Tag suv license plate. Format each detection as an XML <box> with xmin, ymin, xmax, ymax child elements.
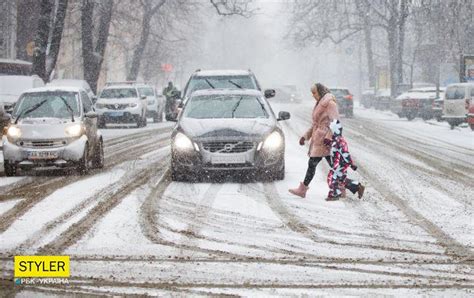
<box><xmin>211</xmin><ymin>155</ymin><xmax>246</xmax><ymax>164</ymax></box>
<box><xmin>28</xmin><ymin>151</ymin><xmax>58</xmax><ymax>160</ymax></box>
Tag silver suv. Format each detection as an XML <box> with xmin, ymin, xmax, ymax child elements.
<box><xmin>181</xmin><ymin>69</ymin><xmax>276</xmax><ymax>104</ymax></box>
<box><xmin>95</xmin><ymin>82</ymin><xmax>148</xmax><ymax>128</ymax></box>
<box><xmin>2</xmin><ymin>86</ymin><xmax>104</xmax><ymax>176</ymax></box>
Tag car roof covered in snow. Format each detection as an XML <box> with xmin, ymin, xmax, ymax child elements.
<box><xmin>409</xmin><ymin>87</ymin><xmax>445</xmax><ymax>92</ymax></box>
<box><xmin>190</xmin><ymin>88</ymin><xmax>262</xmax><ymax>97</ymax></box>
<box><xmin>329</xmin><ymin>86</ymin><xmax>350</xmax><ymax>90</ymax></box>
<box><xmin>22</xmin><ymin>86</ymin><xmax>84</xmax><ymax>94</ymax></box>
<box><xmin>194</xmin><ymin>70</ymin><xmax>252</xmax><ymax>77</ymax></box>
<box><xmin>101</xmin><ymin>84</ymin><xmax>138</xmax><ymax>90</ymax></box>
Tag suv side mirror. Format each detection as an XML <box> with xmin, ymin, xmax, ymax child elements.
<box><xmin>264</xmin><ymin>89</ymin><xmax>276</xmax><ymax>98</ymax></box>
<box><xmin>85</xmin><ymin>111</ymin><xmax>98</xmax><ymax>118</ymax></box>
<box><xmin>277</xmin><ymin>111</ymin><xmax>290</xmax><ymax>121</ymax></box>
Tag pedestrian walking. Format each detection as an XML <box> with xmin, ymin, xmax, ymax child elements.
<box><xmin>325</xmin><ymin>119</ymin><xmax>365</xmax><ymax>201</ymax></box>
<box><xmin>288</xmin><ymin>83</ymin><xmax>338</xmax><ymax>198</ymax></box>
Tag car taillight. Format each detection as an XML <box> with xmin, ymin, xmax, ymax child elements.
<box><xmin>344</xmin><ymin>94</ymin><xmax>353</xmax><ymax>100</ymax></box>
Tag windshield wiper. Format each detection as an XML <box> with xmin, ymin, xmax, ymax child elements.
<box><xmin>14</xmin><ymin>99</ymin><xmax>47</xmax><ymax>124</ymax></box>
<box><xmin>231</xmin><ymin>96</ymin><xmax>244</xmax><ymax>118</ymax></box>
<box><xmin>59</xmin><ymin>96</ymin><xmax>75</xmax><ymax>122</ymax></box>
<box><xmin>204</xmin><ymin>78</ymin><xmax>215</xmax><ymax>89</ymax></box>
<box><xmin>228</xmin><ymin>80</ymin><xmax>242</xmax><ymax>89</ymax></box>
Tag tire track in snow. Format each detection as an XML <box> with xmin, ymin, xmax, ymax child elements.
<box><xmin>0</xmin><ymin>133</ymin><xmax>170</xmax><ymax>232</ymax></box>
<box><xmin>293</xmin><ymin>110</ymin><xmax>473</xmax><ymax>259</ymax></box>
<box><xmin>37</xmin><ymin>156</ymin><xmax>170</xmax><ymax>255</ymax></box>
<box><xmin>13</xmin><ymin>147</ymin><xmax>170</xmax><ymax>253</ymax></box>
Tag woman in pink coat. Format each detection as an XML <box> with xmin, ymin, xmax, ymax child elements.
<box><xmin>289</xmin><ymin>83</ymin><xmax>339</xmax><ymax>198</ymax></box>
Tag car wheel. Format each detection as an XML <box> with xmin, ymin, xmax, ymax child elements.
<box><xmin>406</xmin><ymin>113</ymin><xmax>416</xmax><ymax>121</ymax></box>
<box><xmin>273</xmin><ymin>164</ymin><xmax>285</xmax><ymax>181</ymax></box>
<box><xmin>92</xmin><ymin>139</ymin><xmax>104</xmax><ymax>169</ymax></box>
<box><xmin>136</xmin><ymin>115</ymin><xmax>142</xmax><ymax>128</ymax></box>
<box><xmin>77</xmin><ymin>144</ymin><xmax>90</xmax><ymax>175</ymax></box>
<box><xmin>171</xmin><ymin>166</ymin><xmax>188</xmax><ymax>182</ymax></box>
<box><xmin>4</xmin><ymin>161</ymin><xmax>17</xmax><ymax>177</ymax></box>
<box><xmin>153</xmin><ymin>112</ymin><xmax>160</xmax><ymax>123</ymax></box>
<box><xmin>448</xmin><ymin>120</ymin><xmax>457</xmax><ymax>130</ymax></box>
<box><xmin>98</xmin><ymin>117</ymin><xmax>106</xmax><ymax>129</ymax></box>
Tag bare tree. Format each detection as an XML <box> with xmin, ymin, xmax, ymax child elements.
<box><xmin>32</xmin><ymin>0</ymin><xmax>68</xmax><ymax>82</ymax></box>
<box><xmin>81</xmin><ymin>0</ymin><xmax>114</xmax><ymax>93</ymax></box>
<box><xmin>210</xmin><ymin>0</ymin><xmax>256</xmax><ymax>17</ymax></box>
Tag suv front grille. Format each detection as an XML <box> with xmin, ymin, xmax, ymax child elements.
<box><xmin>202</xmin><ymin>141</ymin><xmax>254</xmax><ymax>153</ymax></box>
<box><xmin>105</xmin><ymin>104</ymin><xmax>129</xmax><ymax>110</ymax></box>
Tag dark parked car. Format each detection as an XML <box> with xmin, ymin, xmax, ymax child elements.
<box><xmin>170</xmin><ymin>89</ymin><xmax>290</xmax><ymax>181</ymax></box>
<box><xmin>330</xmin><ymin>87</ymin><xmax>353</xmax><ymax>117</ymax></box>
<box><xmin>360</xmin><ymin>88</ymin><xmax>375</xmax><ymax>108</ymax></box>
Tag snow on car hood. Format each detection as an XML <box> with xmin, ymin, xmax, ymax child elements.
<box><xmin>16</xmin><ymin>118</ymin><xmax>78</xmax><ymax>139</ymax></box>
<box><xmin>179</xmin><ymin>117</ymin><xmax>274</xmax><ymax>138</ymax></box>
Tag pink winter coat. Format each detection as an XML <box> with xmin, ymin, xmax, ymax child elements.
<box><xmin>303</xmin><ymin>93</ymin><xmax>340</xmax><ymax>157</ymax></box>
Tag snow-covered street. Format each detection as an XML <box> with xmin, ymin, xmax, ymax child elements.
<box><xmin>1</xmin><ymin>104</ymin><xmax>472</xmax><ymax>296</ymax></box>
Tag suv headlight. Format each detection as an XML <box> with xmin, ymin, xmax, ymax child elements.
<box><xmin>262</xmin><ymin>131</ymin><xmax>283</xmax><ymax>151</ymax></box>
<box><xmin>65</xmin><ymin>123</ymin><xmax>84</xmax><ymax>137</ymax></box>
<box><xmin>7</xmin><ymin>125</ymin><xmax>21</xmax><ymax>140</ymax></box>
<box><xmin>174</xmin><ymin>132</ymin><xmax>195</xmax><ymax>151</ymax></box>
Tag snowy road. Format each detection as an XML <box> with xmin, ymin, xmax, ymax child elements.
<box><xmin>0</xmin><ymin>107</ymin><xmax>473</xmax><ymax>296</ymax></box>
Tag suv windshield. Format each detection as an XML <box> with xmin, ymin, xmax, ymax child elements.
<box><xmin>445</xmin><ymin>86</ymin><xmax>465</xmax><ymax>100</ymax></box>
<box><xmin>185</xmin><ymin>75</ymin><xmax>257</xmax><ymax>97</ymax></box>
<box><xmin>13</xmin><ymin>92</ymin><xmax>79</xmax><ymax>119</ymax></box>
<box><xmin>100</xmin><ymin>88</ymin><xmax>137</xmax><ymax>99</ymax></box>
<box><xmin>184</xmin><ymin>95</ymin><xmax>268</xmax><ymax>119</ymax></box>
<box><xmin>138</xmin><ymin>87</ymin><xmax>154</xmax><ymax>96</ymax></box>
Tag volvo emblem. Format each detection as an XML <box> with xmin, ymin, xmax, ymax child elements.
<box><xmin>224</xmin><ymin>143</ymin><xmax>233</xmax><ymax>152</ymax></box>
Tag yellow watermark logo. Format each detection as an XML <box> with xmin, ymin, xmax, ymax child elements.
<box><xmin>14</xmin><ymin>256</ymin><xmax>70</xmax><ymax>278</ymax></box>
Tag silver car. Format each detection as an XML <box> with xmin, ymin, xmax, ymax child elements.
<box><xmin>2</xmin><ymin>86</ymin><xmax>104</xmax><ymax>176</ymax></box>
<box><xmin>170</xmin><ymin>89</ymin><xmax>290</xmax><ymax>181</ymax></box>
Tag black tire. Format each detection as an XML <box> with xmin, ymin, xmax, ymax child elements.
<box><xmin>273</xmin><ymin>164</ymin><xmax>285</xmax><ymax>181</ymax></box>
<box><xmin>448</xmin><ymin>121</ymin><xmax>457</xmax><ymax>130</ymax></box>
<box><xmin>153</xmin><ymin>112</ymin><xmax>160</xmax><ymax>123</ymax></box>
<box><xmin>4</xmin><ymin>161</ymin><xmax>17</xmax><ymax>177</ymax></box>
<box><xmin>136</xmin><ymin>115</ymin><xmax>142</xmax><ymax>128</ymax></box>
<box><xmin>98</xmin><ymin>118</ymin><xmax>106</xmax><ymax>129</ymax></box>
<box><xmin>77</xmin><ymin>144</ymin><xmax>90</xmax><ymax>175</ymax></box>
<box><xmin>171</xmin><ymin>165</ymin><xmax>187</xmax><ymax>182</ymax></box>
<box><xmin>406</xmin><ymin>113</ymin><xmax>416</xmax><ymax>121</ymax></box>
<box><xmin>92</xmin><ymin>139</ymin><xmax>104</xmax><ymax>169</ymax></box>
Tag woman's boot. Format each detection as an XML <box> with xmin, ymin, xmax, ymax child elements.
<box><xmin>289</xmin><ymin>182</ymin><xmax>309</xmax><ymax>198</ymax></box>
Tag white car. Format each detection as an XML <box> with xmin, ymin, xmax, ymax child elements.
<box><xmin>0</xmin><ymin>75</ymin><xmax>45</xmax><ymax>114</ymax></box>
<box><xmin>136</xmin><ymin>84</ymin><xmax>164</xmax><ymax>123</ymax></box>
<box><xmin>443</xmin><ymin>83</ymin><xmax>474</xmax><ymax>129</ymax></box>
<box><xmin>95</xmin><ymin>83</ymin><xmax>148</xmax><ymax>128</ymax></box>
<box><xmin>48</xmin><ymin>79</ymin><xmax>96</xmax><ymax>103</ymax></box>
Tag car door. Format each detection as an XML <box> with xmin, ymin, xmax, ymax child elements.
<box><xmin>81</xmin><ymin>91</ymin><xmax>97</xmax><ymax>151</ymax></box>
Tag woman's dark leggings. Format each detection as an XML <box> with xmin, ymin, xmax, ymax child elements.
<box><xmin>303</xmin><ymin>156</ymin><xmax>360</xmax><ymax>193</ymax></box>
<box><xmin>303</xmin><ymin>156</ymin><xmax>331</xmax><ymax>186</ymax></box>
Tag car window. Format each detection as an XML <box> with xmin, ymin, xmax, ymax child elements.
<box><xmin>138</xmin><ymin>87</ymin><xmax>154</xmax><ymax>97</ymax></box>
<box><xmin>100</xmin><ymin>88</ymin><xmax>137</xmax><ymax>98</ymax></box>
<box><xmin>331</xmin><ymin>89</ymin><xmax>349</xmax><ymax>97</ymax></box>
<box><xmin>13</xmin><ymin>92</ymin><xmax>80</xmax><ymax>119</ymax></box>
<box><xmin>81</xmin><ymin>91</ymin><xmax>93</xmax><ymax>112</ymax></box>
<box><xmin>184</xmin><ymin>95</ymin><xmax>268</xmax><ymax>119</ymax></box>
<box><xmin>445</xmin><ymin>86</ymin><xmax>465</xmax><ymax>100</ymax></box>
<box><xmin>185</xmin><ymin>75</ymin><xmax>257</xmax><ymax>97</ymax></box>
